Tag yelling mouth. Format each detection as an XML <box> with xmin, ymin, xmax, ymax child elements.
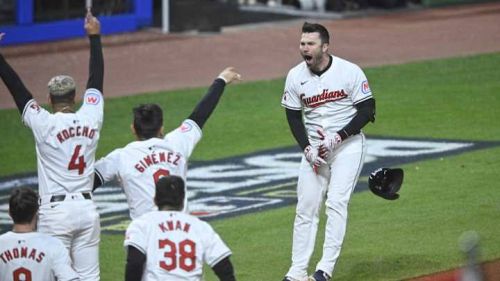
<box><xmin>303</xmin><ymin>55</ymin><xmax>313</xmax><ymax>64</ymax></box>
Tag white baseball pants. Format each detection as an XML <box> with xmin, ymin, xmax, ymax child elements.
<box><xmin>38</xmin><ymin>195</ymin><xmax>100</xmax><ymax>281</ymax></box>
<box><xmin>286</xmin><ymin>133</ymin><xmax>366</xmax><ymax>279</ymax></box>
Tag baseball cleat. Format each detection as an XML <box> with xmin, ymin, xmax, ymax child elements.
<box><xmin>309</xmin><ymin>270</ymin><xmax>331</xmax><ymax>281</ymax></box>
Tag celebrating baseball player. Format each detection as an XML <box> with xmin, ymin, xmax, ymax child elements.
<box><xmin>124</xmin><ymin>175</ymin><xmax>236</xmax><ymax>281</ymax></box>
<box><xmin>280</xmin><ymin>22</ymin><xmax>376</xmax><ymax>281</ymax></box>
<box><xmin>0</xmin><ymin>188</ymin><xmax>79</xmax><ymax>281</ymax></box>
<box><xmin>0</xmin><ymin>12</ymin><xmax>104</xmax><ymax>280</ymax></box>
<box><xmin>92</xmin><ymin>67</ymin><xmax>242</xmax><ymax>219</ymax></box>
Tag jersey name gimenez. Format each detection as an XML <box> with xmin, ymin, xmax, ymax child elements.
<box><xmin>281</xmin><ymin>55</ymin><xmax>373</xmax><ymax>145</ymax></box>
<box><xmin>22</xmin><ymin>89</ymin><xmax>104</xmax><ymax>196</ymax></box>
<box><xmin>124</xmin><ymin>211</ymin><xmax>231</xmax><ymax>281</ymax></box>
<box><xmin>0</xmin><ymin>231</ymin><xmax>78</xmax><ymax>281</ymax></box>
<box><xmin>94</xmin><ymin>119</ymin><xmax>201</xmax><ymax>219</ymax></box>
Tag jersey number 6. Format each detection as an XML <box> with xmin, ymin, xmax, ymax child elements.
<box><xmin>153</xmin><ymin>168</ymin><xmax>170</xmax><ymax>183</ymax></box>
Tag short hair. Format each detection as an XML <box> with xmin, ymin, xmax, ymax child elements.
<box><xmin>48</xmin><ymin>75</ymin><xmax>76</xmax><ymax>104</ymax></box>
<box><xmin>133</xmin><ymin>104</ymin><xmax>163</xmax><ymax>139</ymax></box>
<box><xmin>9</xmin><ymin>188</ymin><xmax>39</xmax><ymax>224</ymax></box>
<box><xmin>155</xmin><ymin>176</ymin><xmax>185</xmax><ymax>210</ymax></box>
<box><xmin>302</xmin><ymin>22</ymin><xmax>330</xmax><ymax>44</ymax></box>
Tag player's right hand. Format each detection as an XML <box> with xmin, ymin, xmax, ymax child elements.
<box><xmin>0</xmin><ymin>33</ymin><xmax>5</xmax><ymax>42</ymax></box>
<box><xmin>217</xmin><ymin>67</ymin><xmax>242</xmax><ymax>85</ymax></box>
<box><xmin>84</xmin><ymin>12</ymin><xmax>101</xmax><ymax>35</ymax></box>
<box><xmin>304</xmin><ymin>145</ymin><xmax>327</xmax><ymax>174</ymax></box>
<box><xmin>318</xmin><ymin>128</ymin><xmax>342</xmax><ymax>154</ymax></box>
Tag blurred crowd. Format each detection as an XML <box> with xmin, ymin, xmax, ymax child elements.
<box><xmin>237</xmin><ymin>0</ymin><xmax>418</xmax><ymax>12</ymax></box>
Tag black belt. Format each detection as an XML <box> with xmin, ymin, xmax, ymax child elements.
<box><xmin>50</xmin><ymin>192</ymin><xmax>92</xmax><ymax>203</ymax></box>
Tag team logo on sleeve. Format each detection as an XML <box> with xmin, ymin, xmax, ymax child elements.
<box><xmin>85</xmin><ymin>92</ymin><xmax>101</xmax><ymax>105</ymax></box>
<box><xmin>180</xmin><ymin>122</ymin><xmax>192</xmax><ymax>132</ymax></box>
<box><xmin>361</xmin><ymin>80</ymin><xmax>371</xmax><ymax>94</ymax></box>
<box><xmin>282</xmin><ymin>91</ymin><xmax>288</xmax><ymax>101</ymax></box>
<box><xmin>30</xmin><ymin>102</ymin><xmax>41</xmax><ymax>112</ymax></box>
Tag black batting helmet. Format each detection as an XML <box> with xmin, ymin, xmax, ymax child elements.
<box><xmin>368</xmin><ymin>168</ymin><xmax>404</xmax><ymax>200</ymax></box>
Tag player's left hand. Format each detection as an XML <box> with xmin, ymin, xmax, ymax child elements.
<box><xmin>0</xmin><ymin>33</ymin><xmax>5</xmax><ymax>42</ymax></box>
<box><xmin>318</xmin><ymin>128</ymin><xmax>342</xmax><ymax>154</ymax></box>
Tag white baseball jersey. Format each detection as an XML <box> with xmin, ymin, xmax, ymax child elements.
<box><xmin>124</xmin><ymin>210</ymin><xmax>231</xmax><ymax>281</ymax></box>
<box><xmin>0</xmin><ymin>231</ymin><xmax>79</xmax><ymax>281</ymax></box>
<box><xmin>95</xmin><ymin>119</ymin><xmax>202</xmax><ymax>219</ymax></box>
<box><xmin>22</xmin><ymin>89</ymin><xmax>104</xmax><ymax>196</ymax></box>
<box><xmin>281</xmin><ymin>55</ymin><xmax>373</xmax><ymax>145</ymax></box>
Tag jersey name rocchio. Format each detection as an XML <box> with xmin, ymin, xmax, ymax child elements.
<box><xmin>300</xmin><ymin>89</ymin><xmax>347</xmax><ymax>108</ymax></box>
<box><xmin>0</xmin><ymin>247</ymin><xmax>45</xmax><ymax>264</ymax></box>
<box><xmin>57</xmin><ymin>126</ymin><xmax>97</xmax><ymax>143</ymax></box>
<box><xmin>134</xmin><ymin>151</ymin><xmax>181</xmax><ymax>173</ymax></box>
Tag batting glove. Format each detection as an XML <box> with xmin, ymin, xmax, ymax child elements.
<box><xmin>318</xmin><ymin>128</ymin><xmax>342</xmax><ymax>153</ymax></box>
<box><xmin>304</xmin><ymin>145</ymin><xmax>327</xmax><ymax>174</ymax></box>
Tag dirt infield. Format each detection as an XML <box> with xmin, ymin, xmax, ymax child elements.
<box><xmin>1</xmin><ymin>2</ymin><xmax>500</xmax><ymax>109</ymax></box>
<box><xmin>408</xmin><ymin>259</ymin><xmax>500</xmax><ymax>281</ymax></box>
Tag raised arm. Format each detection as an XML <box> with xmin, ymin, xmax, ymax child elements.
<box><xmin>0</xmin><ymin>33</ymin><xmax>34</xmax><ymax>114</ymax></box>
<box><xmin>84</xmin><ymin>12</ymin><xmax>104</xmax><ymax>93</ymax></box>
<box><xmin>188</xmin><ymin>67</ymin><xmax>241</xmax><ymax>129</ymax></box>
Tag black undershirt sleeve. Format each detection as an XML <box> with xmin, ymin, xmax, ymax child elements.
<box><xmin>285</xmin><ymin>108</ymin><xmax>310</xmax><ymax>151</ymax></box>
<box><xmin>86</xmin><ymin>35</ymin><xmax>104</xmax><ymax>93</ymax></box>
<box><xmin>188</xmin><ymin>78</ymin><xmax>226</xmax><ymax>129</ymax></box>
<box><xmin>212</xmin><ymin>256</ymin><xmax>236</xmax><ymax>281</ymax></box>
<box><xmin>92</xmin><ymin>171</ymin><xmax>103</xmax><ymax>192</ymax></box>
<box><xmin>337</xmin><ymin>98</ymin><xmax>376</xmax><ymax>140</ymax></box>
<box><xmin>124</xmin><ymin>246</ymin><xmax>146</xmax><ymax>281</ymax></box>
<box><xmin>0</xmin><ymin>54</ymin><xmax>33</xmax><ymax>114</ymax></box>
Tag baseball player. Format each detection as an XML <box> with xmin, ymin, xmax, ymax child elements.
<box><xmin>0</xmin><ymin>188</ymin><xmax>79</xmax><ymax>281</ymax></box>
<box><xmin>281</xmin><ymin>22</ymin><xmax>376</xmax><ymax>281</ymax></box>
<box><xmin>0</xmin><ymin>12</ymin><xmax>104</xmax><ymax>281</ymax></box>
<box><xmin>93</xmin><ymin>67</ymin><xmax>241</xmax><ymax>219</ymax></box>
<box><xmin>124</xmin><ymin>175</ymin><xmax>236</xmax><ymax>281</ymax></box>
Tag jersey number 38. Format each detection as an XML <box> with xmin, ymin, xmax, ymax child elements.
<box><xmin>159</xmin><ymin>238</ymin><xmax>196</xmax><ymax>272</ymax></box>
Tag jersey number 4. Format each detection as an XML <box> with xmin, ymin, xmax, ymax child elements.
<box><xmin>159</xmin><ymin>238</ymin><xmax>196</xmax><ymax>272</ymax></box>
<box><xmin>68</xmin><ymin>145</ymin><xmax>87</xmax><ymax>175</ymax></box>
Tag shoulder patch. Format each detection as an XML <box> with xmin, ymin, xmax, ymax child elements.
<box><xmin>361</xmin><ymin>80</ymin><xmax>371</xmax><ymax>95</ymax></box>
<box><xmin>85</xmin><ymin>92</ymin><xmax>101</xmax><ymax>105</ymax></box>
<box><xmin>282</xmin><ymin>91</ymin><xmax>288</xmax><ymax>102</ymax></box>
<box><xmin>180</xmin><ymin>122</ymin><xmax>192</xmax><ymax>132</ymax></box>
<box><xmin>29</xmin><ymin>101</ymin><xmax>41</xmax><ymax>113</ymax></box>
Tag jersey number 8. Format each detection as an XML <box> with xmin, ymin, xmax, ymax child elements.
<box><xmin>13</xmin><ymin>267</ymin><xmax>32</xmax><ymax>281</ymax></box>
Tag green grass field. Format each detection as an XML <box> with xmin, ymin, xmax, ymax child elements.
<box><xmin>1</xmin><ymin>53</ymin><xmax>499</xmax><ymax>280</ymax></box>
